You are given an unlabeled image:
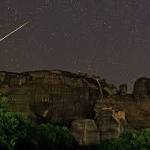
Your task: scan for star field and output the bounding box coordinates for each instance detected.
[0,0,150,90]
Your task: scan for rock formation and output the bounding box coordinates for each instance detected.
[0,70,150,144]
[94,106,126,141]
[133,77,150,98]
[0,70,115,122]
[71,119,100,145]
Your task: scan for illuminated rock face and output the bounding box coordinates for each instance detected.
[95,107,126,141]
[0,70,101,121]
[71,119,100,145]
[71,110,126,145]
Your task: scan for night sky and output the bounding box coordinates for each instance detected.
[0,0,150,90]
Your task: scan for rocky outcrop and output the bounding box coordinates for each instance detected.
[0,70,119,123]
[71,119,100,145]
[94,103,126,141]
[133,77,150,98]
[96,95,150,130]
[0,70,114,122]
[71,105,126,144]
[1,70,150,144]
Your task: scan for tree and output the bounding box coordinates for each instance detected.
[35,123,75,150]
[0,95,76,150]
[0,95,32,150]
[99,129,150,150]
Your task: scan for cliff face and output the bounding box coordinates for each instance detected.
[0,70,150,144]
[71,119,100,145]
[94,105,126,141]
[0,70,105,121]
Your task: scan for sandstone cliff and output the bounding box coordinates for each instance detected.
[0,70,150,144]
[0,70,115,122]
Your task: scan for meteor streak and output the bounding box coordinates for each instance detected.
[0,22,29,42]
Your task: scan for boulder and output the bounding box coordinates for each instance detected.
[71,119,100,145]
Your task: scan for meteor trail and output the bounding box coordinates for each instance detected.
[0,22,29,42]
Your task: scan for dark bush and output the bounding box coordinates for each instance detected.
[35,123,76,150]
[98,129,150,150]
[0,95,32,150]
[14,138,39,150]
[0,95,77,150]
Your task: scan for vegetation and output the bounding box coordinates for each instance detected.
[35,123,75,150]
[1,94,150,150]
[0,95,31,150]
[79,129,150,150]
[98,129,150,150]
[0,95,75,150]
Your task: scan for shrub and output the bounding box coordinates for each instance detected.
[35,123,75,150]
[0,95,32,150]
[0,95,76,150]
[99,129,150,150]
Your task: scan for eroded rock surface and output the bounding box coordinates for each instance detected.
[94,104,126,141]
[71,119,100,145]
[0,70,110,122]
[1,70,150,144]
[133,77,150,98]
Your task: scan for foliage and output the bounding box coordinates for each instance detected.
[98,129,150,150]
[0,95,76,150]
[0,95,32,150]
[35,123,75,150]
[0,95,9,112]
[3,92,150,150]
